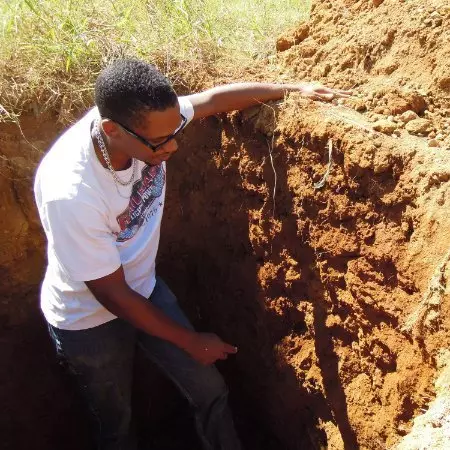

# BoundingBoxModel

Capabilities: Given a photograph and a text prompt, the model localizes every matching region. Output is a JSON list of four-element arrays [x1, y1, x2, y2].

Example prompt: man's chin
[[145, 155, 171, 166]]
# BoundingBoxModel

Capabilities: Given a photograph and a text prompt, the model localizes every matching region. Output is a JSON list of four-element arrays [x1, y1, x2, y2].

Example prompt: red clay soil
[[1, 1, 450, 449], [275, 0, 450, 146]]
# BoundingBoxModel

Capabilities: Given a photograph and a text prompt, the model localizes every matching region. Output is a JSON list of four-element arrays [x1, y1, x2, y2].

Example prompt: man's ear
[[101, 119, 120, 138]]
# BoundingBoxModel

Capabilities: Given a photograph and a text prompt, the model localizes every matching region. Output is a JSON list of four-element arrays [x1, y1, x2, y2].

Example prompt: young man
[[34, 58, 349, 450]]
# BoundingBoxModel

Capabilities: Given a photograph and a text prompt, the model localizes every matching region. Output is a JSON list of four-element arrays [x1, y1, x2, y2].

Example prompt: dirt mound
[[276, 0, 450, 150]]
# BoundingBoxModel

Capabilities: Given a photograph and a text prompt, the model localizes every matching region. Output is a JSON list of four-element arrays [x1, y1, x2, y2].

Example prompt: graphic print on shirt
[[115, 164, 165, 242]]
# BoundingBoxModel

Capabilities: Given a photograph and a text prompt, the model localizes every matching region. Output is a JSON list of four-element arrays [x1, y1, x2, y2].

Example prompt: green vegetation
[[0, 0, 310, 118]]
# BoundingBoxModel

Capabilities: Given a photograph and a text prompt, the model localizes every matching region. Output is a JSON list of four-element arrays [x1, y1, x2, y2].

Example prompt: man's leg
[[138, 277, 242, 450], [48, 319, 137, 450]]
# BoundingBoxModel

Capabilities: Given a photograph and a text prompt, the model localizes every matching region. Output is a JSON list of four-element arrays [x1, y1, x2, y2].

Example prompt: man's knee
[[193, 367, 229, 409], [90, 384, 133, 447], [101, 403, 132, 439]]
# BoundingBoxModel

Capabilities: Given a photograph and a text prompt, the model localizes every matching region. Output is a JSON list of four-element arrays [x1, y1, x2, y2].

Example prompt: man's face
[[103, 103, 185, 166]]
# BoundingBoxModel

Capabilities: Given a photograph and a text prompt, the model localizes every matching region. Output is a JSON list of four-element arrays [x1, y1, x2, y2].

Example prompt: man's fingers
[[223, 343, 238, 354], [319, 87, 352, 95], [302, 89, 352, 102], [333, 91, 352, 98], [320, 93, 335, 101]]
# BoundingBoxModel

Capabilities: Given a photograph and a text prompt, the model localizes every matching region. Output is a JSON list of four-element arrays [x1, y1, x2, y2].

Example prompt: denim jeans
[[48, 277, 242, 450]]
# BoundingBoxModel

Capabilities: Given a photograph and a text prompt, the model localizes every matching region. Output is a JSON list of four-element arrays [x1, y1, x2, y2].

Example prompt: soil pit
[[1, 94, 450, 449], [2, 1, 450, 447]]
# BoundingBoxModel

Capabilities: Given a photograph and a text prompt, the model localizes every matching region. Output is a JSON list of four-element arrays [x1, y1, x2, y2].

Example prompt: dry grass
[[0, 0, 311, 122]]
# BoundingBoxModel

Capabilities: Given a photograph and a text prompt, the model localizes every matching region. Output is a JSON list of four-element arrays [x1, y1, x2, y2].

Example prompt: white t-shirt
[[34, 97, 194, 330]]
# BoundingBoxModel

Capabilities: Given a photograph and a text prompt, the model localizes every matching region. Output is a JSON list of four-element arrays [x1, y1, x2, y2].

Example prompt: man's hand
[[188, 82, 352, 120], [183, 332, 238, 366], [296, 82, 352, 101]]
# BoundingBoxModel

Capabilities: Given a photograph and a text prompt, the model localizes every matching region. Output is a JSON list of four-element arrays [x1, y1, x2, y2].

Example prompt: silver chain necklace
[[94, 119, 137, 187]]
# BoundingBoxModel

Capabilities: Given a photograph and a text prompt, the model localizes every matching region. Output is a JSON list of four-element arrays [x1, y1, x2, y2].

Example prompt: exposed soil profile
[[1, 0, 450, 449]]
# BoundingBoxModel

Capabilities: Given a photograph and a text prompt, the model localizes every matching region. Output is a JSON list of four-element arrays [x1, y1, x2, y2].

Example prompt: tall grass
[[0, 0, 310, 119]]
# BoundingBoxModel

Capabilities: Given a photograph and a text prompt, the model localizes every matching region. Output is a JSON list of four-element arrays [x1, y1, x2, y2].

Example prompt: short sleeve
[[41, 199, 121, 282], [178, 96, 195, 125]]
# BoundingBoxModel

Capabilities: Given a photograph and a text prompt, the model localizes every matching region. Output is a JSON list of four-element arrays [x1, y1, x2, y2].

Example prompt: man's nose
[[164, 138, 178, 153]]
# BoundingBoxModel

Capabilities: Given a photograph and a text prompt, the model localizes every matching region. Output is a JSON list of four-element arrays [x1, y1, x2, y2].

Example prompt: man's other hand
[[183, 332, 238, 365]]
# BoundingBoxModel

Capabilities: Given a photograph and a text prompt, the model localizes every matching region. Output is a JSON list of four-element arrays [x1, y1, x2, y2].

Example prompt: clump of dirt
[[276, 0, 450, 150], [394, 350, 450, 449]]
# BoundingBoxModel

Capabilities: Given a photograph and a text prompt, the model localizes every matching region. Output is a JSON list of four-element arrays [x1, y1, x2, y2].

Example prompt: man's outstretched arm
[[187, 82, 351, 120]]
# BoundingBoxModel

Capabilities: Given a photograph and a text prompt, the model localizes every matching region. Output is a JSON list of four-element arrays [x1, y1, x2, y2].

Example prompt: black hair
[[94, 58, 178, 128]]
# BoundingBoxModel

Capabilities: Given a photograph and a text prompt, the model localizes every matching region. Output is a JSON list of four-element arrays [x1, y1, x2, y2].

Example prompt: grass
[[0, 0, 311, 121]]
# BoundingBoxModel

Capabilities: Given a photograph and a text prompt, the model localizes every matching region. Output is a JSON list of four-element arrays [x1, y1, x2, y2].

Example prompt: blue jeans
[[48, 277, 242, 450]]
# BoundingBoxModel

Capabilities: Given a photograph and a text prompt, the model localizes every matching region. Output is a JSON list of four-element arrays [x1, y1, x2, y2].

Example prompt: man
[[34, 58, 349, 450]]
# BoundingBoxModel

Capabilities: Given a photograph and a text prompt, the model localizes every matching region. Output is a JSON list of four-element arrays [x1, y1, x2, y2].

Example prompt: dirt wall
[[163, 98, 450, 448]]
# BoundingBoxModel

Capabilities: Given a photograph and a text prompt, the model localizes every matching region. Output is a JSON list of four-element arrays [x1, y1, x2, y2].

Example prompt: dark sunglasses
[[108, 114, 187, 152]]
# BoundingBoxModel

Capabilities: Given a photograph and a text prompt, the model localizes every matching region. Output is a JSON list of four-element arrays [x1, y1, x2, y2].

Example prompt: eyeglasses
[[108, 114, 187, 152]]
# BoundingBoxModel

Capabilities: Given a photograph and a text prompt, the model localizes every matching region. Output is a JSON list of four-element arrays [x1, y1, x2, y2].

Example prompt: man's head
[[95, 58, 184, 166]]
